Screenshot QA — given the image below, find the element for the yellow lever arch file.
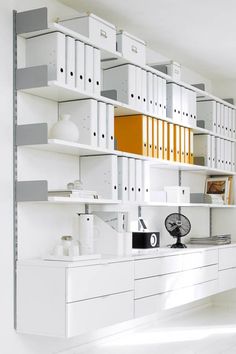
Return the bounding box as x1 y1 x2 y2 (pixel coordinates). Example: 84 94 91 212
114 115 148 156
168 123 174 161
152 118 158 158
174 124 181 162
147 116 153 157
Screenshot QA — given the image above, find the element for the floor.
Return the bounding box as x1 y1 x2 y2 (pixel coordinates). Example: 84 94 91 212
71 305 236 354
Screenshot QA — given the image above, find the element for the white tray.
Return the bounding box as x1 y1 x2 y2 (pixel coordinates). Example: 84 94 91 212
43 254 101 262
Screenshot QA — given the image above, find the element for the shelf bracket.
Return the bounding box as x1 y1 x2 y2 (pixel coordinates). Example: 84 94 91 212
16 7 48 35
16 123 48 146
178 170 181 214
16 180 48 202
16 66 48 90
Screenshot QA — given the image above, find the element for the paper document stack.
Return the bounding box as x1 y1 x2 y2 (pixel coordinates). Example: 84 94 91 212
189 234 231 245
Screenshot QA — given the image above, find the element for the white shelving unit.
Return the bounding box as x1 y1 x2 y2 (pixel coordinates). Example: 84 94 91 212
14 6 236 339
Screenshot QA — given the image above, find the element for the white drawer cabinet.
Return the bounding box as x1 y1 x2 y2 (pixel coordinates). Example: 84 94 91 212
67 291 133 337
135 255 182 279
17 260 134 337
135 265 218 299
67 261 134 302
218 268 236 293
219 246 236 270
135 280 218 317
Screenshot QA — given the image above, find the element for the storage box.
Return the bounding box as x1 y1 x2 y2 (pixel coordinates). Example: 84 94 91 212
150 191 167 202
164 186 190 203
59 13 116 53
151 61 181 81
116 30 146 66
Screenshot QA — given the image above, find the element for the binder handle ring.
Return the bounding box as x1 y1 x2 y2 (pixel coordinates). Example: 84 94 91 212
100 29 107 38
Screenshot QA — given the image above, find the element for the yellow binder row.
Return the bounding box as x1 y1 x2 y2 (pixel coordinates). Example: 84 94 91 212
115 115 194 164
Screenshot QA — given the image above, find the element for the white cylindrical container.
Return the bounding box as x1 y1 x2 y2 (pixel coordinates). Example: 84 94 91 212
78 214 94 255
61 235 73 256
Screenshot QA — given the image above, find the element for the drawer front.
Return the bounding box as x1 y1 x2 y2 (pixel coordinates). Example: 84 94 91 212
135 255 182 279
67 291 134 337
117 34 146 66
182 250 218 271
67 261 134 302
218 268 236 292
219 247 236 270
135 280 218 318
90 19 116 52
135 265 218 299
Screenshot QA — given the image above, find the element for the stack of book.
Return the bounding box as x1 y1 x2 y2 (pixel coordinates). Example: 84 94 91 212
48 189 99 199
189 234 231 245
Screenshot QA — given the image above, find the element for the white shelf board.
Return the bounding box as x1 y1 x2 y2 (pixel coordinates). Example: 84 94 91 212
20 139 236 176
42 197 121 205
142 202 236 208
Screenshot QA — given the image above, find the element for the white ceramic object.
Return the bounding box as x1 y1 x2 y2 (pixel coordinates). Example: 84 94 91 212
50 114 79 142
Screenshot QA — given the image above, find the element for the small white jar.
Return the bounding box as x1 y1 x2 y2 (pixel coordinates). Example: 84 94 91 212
50 114 79 142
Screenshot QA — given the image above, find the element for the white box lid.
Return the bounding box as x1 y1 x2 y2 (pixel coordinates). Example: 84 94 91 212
117 30 146 46
68 12 116 30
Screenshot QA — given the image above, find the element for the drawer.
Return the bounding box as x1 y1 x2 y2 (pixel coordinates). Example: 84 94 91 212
116 31 146 66
219 247 236 270
182 250 218 271
67 261 134 302
135 280 218 317
135 265 218 299
218 268 236 292
134 255 182 279
67 291 134 337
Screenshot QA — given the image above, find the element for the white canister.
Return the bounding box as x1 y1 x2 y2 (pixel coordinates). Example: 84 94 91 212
61 235 73 256
78 214 94 255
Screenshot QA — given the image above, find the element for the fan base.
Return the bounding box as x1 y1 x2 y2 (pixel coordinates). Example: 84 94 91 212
171 243 187 249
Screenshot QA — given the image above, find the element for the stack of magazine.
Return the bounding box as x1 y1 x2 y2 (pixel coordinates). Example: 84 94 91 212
48 189 99 199
189 234 231 245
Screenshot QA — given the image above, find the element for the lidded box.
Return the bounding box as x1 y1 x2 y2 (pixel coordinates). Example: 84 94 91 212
164 186 190 203
60 13 116 52
116 30 146 66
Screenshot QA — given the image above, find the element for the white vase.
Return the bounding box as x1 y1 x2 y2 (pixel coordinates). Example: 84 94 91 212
50 114 79 142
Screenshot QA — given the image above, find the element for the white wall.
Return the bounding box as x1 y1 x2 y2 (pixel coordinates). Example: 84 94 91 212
0 1 227 353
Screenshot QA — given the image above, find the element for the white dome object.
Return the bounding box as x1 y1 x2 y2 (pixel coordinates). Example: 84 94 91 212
49 114 79 142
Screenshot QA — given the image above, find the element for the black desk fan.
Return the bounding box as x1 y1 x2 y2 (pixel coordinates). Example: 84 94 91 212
165 213 191 248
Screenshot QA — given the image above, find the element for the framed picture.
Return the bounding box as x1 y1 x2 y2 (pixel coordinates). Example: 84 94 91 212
205 176 231 204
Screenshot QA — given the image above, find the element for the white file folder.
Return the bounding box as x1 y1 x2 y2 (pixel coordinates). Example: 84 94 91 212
167 83 181 123
157 76 163 118
231 142 235 171
80 155 118 200
93 48 101 96
162 78 167 118
65 36 75 88
128 158 136 202
141 69 147 111
227 140 232 171
197 100 217 132
211 135 216 168
98 101 107 148
188 90 194 126
216 102 221 135
147 72 154 115
194 135 211 168
103 64 136 106
59 99 97 146
106 104 114 150
75 40 85 91
135 66 142 110
233 109 236 139
135 159 143 202
216 137 221 170
220 138 225 170
118 157 129 201
142 160 150 202
224 106 229 138
26 32 66 84
84 44 94 94
190 90 197 127
220 104 225 136
228 108 233 138
181 87 189 125
153 75 158 116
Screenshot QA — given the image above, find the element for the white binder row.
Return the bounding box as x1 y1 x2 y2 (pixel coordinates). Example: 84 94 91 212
26 32 101 95
80 155 150 201
59 99 114 150
166 83 197 127
103 64 167 118
194 134 235 171
197 100 236 139
118 157 150 202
